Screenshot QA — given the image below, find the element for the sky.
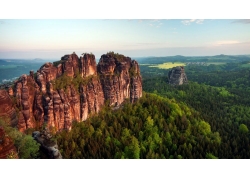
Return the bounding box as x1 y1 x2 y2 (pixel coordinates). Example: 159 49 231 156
0 19 250 60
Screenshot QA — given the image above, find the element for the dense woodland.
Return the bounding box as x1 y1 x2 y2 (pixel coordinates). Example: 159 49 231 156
142 59 250 158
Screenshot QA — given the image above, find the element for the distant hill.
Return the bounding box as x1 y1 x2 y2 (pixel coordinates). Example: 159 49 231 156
33 58 43 61
0 60 8 65
137 54 250 64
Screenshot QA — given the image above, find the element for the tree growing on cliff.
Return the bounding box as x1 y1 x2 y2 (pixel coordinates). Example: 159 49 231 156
0 118 40 159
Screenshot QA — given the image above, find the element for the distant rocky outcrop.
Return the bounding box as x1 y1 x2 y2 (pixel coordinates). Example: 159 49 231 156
0 52 142 132
168 66 188 85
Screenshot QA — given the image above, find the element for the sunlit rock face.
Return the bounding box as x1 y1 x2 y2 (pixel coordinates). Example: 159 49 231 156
80 54 97 77
168 66 188 85
97 53 142 106
0 52 143 132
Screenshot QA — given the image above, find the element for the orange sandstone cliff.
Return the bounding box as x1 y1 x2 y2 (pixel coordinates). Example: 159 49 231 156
0 52 142 132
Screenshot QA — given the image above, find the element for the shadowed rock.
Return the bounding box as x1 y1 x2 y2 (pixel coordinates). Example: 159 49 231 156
32 129 62 159
168 66 188 85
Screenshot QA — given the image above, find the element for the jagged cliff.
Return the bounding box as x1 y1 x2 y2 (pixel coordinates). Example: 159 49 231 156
0 52 142 132
168 66 188 85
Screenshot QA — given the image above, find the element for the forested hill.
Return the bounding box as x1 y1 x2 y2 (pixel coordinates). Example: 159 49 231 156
136 54 250 64
0 60 8 65
142 64 250 158
56 93 221 159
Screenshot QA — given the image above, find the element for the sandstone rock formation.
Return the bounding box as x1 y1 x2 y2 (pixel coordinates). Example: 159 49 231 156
168 66 188 85
97 53 142 106
0 89 17 127
0 52 143 132
32 128 62 159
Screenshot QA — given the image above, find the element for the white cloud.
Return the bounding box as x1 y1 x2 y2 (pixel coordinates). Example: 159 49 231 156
181 19 204 25
196 19 204 24
136 19 164 28
148 20 163 28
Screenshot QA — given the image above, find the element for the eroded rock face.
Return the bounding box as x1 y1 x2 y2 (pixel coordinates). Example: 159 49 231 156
0 90 17 127
0 52 143 132
98 54 142 106
61 53 79 77
80 54 97 77
168 66 188 85
14 74 38 132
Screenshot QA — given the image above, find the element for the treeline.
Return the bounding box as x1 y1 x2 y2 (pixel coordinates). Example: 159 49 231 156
56 93 221 159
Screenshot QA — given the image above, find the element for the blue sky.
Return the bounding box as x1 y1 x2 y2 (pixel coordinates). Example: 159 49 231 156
0 19 250 59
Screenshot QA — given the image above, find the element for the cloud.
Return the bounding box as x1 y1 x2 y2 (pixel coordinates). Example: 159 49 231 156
136 19 163 27
232 19 250 24
148 19 163 28
181 19 204 25
196 19 204 24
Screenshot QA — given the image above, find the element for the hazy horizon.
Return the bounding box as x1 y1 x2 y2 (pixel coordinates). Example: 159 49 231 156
1 52 250 59
1 19 250 59
1 53 250 62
